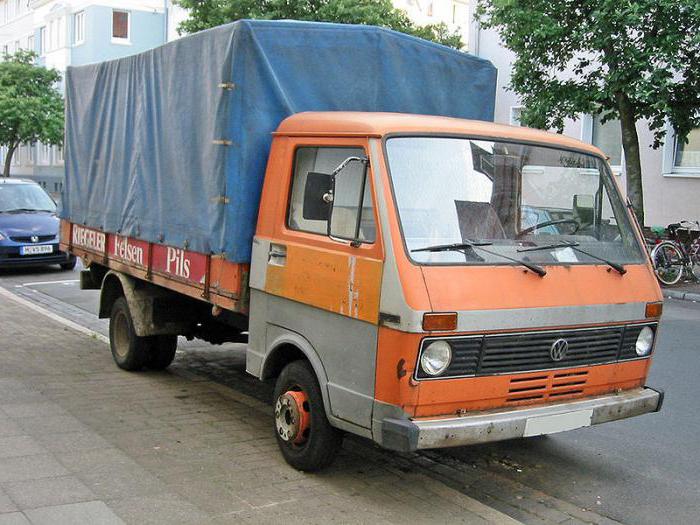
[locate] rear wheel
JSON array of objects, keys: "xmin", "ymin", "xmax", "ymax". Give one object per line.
[
  {"xmin": 109, "ymin": 297, "xmax": 150, "ymax": 371},
  {"xmin": 651, "ymin": 242, "xmax": 684, "ymax": 286},
  {"xmin": 273, "ymin": 360, "xmax": 342, "ymax": 471},
  {"xmin": 146, "ymin": 336, "xmax": 178, "ymax": 370}
]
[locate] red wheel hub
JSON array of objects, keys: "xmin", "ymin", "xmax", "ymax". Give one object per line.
[{"xmin": 275, "ymin": 389, "xmax": 311, "ymax": 445}]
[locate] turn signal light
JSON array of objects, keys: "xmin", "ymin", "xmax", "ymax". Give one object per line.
[
  {"xmin": 645, "ymin": 302, "xmax": 663, "ymax": 318},
  {"xmin": 422, "ymin": 312, "xmax": 457, "ymax": 332}
]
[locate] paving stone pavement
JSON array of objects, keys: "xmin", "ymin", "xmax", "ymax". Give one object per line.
[{"xmin": 0, "ymin": 289, "xmax": 523, "ymax": 524}]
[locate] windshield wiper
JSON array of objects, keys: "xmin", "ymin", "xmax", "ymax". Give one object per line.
[
  {"xmin": 412, "ymin": 241, "xmax": 493, "ymax": 252},
  {"xmin": 518, "ymin": 241, "xmax": 627, "ymax": 275},
  {"xmin": 413, "ymin": 240, "xmax": 547, "ymax": 277}
]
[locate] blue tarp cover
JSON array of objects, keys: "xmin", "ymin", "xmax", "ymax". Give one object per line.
[{"xmin": 62, "ymin": 19, "xmax": 497, "ymax": 262}]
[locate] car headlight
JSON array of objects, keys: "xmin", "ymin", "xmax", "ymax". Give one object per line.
[
  {"xmin": 635, "ymin": 326, "xmax": 655, "ymax": 356},
  {"xmin": 0, "ymin": 232, "xmax": 5, "ymax": 241},
  {"xmin": 420, "ymin": 340, "xmax": 452, "ymax": 376}
]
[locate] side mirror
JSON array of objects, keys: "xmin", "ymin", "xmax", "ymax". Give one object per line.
[{"xmin": 303, "ymin": 172, "xmax": 334, "ymax": 221}]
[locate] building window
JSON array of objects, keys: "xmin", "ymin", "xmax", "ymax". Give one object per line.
[
  {"xmin": 591, "ymin": 115, "xmax": 623, "ymax": 166},
  {"xmin": 74, "ymin": 11, "xmax": 85, "ymax": 45},
  {"xmin": 112, "ymin": 10, "xmax": 130, "ymax": 41},
  {"xmin": 674, "ymin": 128, "xmax": 700, "ymax": 169},
  {"xmin": 27, "ymin": 34, "xmax": 34, "ymax": 52},
  {"xmin": 510, "ymin": 106, "xmax": 523, "ymax": 126},
  {"xmin": 54, "ymin": 146, "xmax": 64, "ymax": 165},
  {"xmin": 38, "ymin": 143, "xmax": 51, "ymax": 165},
  {"xmin": 39, "ymin": 26, "xmax": 46, "ymax": 55}
]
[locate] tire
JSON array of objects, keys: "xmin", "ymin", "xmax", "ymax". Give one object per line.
[
  {"xmin": 273, "ymin": 360, "xmax": 343, "ymax": 471},
  {"xmin": 109, "ymin": 297, "xmax": 150, "ymax": 371},
  {"xmin": 145, "ymin": 336, "xmax": 178, "ymax": 370},
  {"xmin": 651, "ymin": 242, "xmax": 684, "ymax": 286},
  {"xmin": 60, "ymin": 256, "xmax": 77, "ymax": 271}
]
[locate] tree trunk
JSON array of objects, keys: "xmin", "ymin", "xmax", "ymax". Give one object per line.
[
  {"xmin": 616, "ymin": 93, "xmax": 644, "ymax": 226},
  {"xmin": 2, "ymin": 142, "xmax": 18, "ymax": 178}
]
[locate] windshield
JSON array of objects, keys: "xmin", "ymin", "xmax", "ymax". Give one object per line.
[
  {"xmin": 0, "ymin": 184, "xmax": 56, "ymax": 213},
  {"xmin": 385, "ymin": 137, "xmax": 644, "ymax": 266}
]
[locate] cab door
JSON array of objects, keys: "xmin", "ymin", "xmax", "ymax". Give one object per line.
[{"xmin": 263, "ymin": 137, "xmax": 384, "ymax": 429}]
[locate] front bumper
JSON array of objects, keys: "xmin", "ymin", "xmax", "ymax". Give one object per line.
[
  {"xmin": 0, "ymin": 244, "xmax": 72, "ymax": 268},
  {"xmin": 381, "ymin": 386, "xmax": 663, "ymax": 452}
]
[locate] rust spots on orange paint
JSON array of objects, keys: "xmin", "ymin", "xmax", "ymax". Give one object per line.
[{"xmin": 265, "ymin": 242, "xmax": 382, "ymax": 324}]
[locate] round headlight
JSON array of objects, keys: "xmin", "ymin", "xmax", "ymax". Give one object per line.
[
  {"xmin": 420, "ymin": 340, "xmax": 452, "ymax": 376},
  {"xmin": 635, "ymin": 326, "xmax": 654, "ymax": 356}
]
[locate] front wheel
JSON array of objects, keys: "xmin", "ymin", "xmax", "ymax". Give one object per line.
[
  {"xmin": 273, "ymin": 360, "xmax": 343, "ymax": 471},
  {"xmin": 651, "ymin": 242, "xmax": 684, "ymax": 286}
]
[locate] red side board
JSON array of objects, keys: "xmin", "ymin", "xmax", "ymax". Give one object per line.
[{"xmin": 60, "ymin": 221, "xmax": 249, "ymax": 314}]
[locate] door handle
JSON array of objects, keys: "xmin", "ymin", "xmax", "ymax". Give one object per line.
[{"xmin": 268, "ymin": 243, "xmax": 287, "ymax": 266}]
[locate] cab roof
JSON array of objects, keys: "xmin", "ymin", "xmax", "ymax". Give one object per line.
[{"xmin": 276, "ymin": 112, "xmax": 603, "ymax": 157}]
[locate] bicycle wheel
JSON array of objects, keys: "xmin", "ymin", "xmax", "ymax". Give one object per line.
[
  {"xmin": 689, "ymin": 245, "xmax": 700, "ymax": 281},
  {"xmin": 651, "ymin": 241, "xmax": 684, "ymax": 286}
]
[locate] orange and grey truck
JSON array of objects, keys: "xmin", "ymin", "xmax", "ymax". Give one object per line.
[{"xmin": 61, "ymin": 20, "xmax": 663, "ymax": 471}]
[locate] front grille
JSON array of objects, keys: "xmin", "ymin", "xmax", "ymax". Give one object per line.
[
  {"xmin": 416, "ymin": 323, "xmax": 657, "ymax": 379},
  {"xmin": 10, "ymin": 235, "xmax": 56, "ymax": 243},
  {"xmin": 506, "ymin": 370, "xmax": 589, "ymax": 403}
]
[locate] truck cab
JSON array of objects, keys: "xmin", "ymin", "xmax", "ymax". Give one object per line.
[{"xmin": 247, "ymin": 112, "xmax": 663, "ymax": 468}]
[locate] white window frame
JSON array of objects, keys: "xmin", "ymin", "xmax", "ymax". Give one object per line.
[
  {"xmin": 54, "ymin": 146, "xmax": 64, "ymax": 166},
  {"xmin": 39, "ymin": 26, "xmax": 46, "ymax": 55},
  {"xmin": 662, "ymin": 122, "xmax": 700, "ymax": 178},
  {"xmin": 38, "ymin": 142, "xmax": 51, "ymax": 166},
  {"xmin": 26, "ymin": 34, "xmax": 34, "ymax": 53},
  {"xmin": 509, "ymin": 106, "xmax": 523, "ymax": 126},
  {"xmin": 581, "ymin": 114, "xmax": 624, "ymax": 175},
  {"xmin": 74, "ymin": 10, "xmax": 85, "ymax": 45},
  {"xmin": 111, "ymin": 9, "xmax": 131, "ymax": 45}
]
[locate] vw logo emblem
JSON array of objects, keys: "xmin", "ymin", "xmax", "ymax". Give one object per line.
[
  {"xmin": 550, "ymin": 338, "xmax": 569, "ymax": 362},
  {"xmin": 30, "ymin": 235, "xmax": 39, "ymax": 243}
]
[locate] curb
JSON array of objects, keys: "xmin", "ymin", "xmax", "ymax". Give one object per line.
[{"xmin": 663, "ymin": 289, "xmax": 700, "ymax": 302}]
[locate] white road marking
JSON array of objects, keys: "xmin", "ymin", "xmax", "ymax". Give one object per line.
[
  {"xmin": 0, "ymin": 285, "xmax": 108, "ymax": 344},
  {"xmin": 19, "ymin": 279, "xmax": 80, "ymax": 287}
]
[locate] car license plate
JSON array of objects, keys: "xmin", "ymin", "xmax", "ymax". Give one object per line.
[
  {"xmin": 20, "ymin": 244, "xmax": 54, "ymax": 256},
  {"xmin": 523, "ymin": 409, "xmax": 593, "ymax": 437}
]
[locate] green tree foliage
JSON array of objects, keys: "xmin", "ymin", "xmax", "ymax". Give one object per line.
[
  {"xmin": 0, "ymin": 51, "xmax": 64, "ymax": 178},
  {"xmin": 477, "ymin": 0, "xmax": 700, "ymax": 224},
  {"xmin": 174, "ymin": 0, "xmax": 463, "ymax": 49}
]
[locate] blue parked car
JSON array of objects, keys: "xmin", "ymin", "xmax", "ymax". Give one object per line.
[{"xmin": 0, "ymin": 178, "xmax": 76, "ymax": 270}]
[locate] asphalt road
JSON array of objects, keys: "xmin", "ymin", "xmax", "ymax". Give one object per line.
[{"xmin": 1, "ymin": 263, "xmax": 699, "ymax": 525}]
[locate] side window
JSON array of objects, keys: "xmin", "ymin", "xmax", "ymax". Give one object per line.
[{"xmin": 288, "ymin": 146, "xmax": 376, "ymax": 243}]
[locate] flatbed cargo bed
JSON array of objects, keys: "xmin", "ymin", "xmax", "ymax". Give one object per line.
[{"xmin": 60, "ymin": 222, "xmax": 248, "ymax": 313}]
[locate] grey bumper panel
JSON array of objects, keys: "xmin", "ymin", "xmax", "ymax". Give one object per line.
[{"xmin": 382, "ymin": 387, "xmax": 662, "ymax": 452}]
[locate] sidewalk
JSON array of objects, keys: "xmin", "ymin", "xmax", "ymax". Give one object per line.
[
  {"xmin": 0, "ymin": 290, "xmax": 517, "ymax": 525},
  {"xmin": 662, "ymin": 281, "xmax": 700, "ymax": 302}
]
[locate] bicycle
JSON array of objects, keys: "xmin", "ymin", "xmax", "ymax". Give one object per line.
[{"xmin": 649, "ymin": 221, "xmax": 700, "ymax": 286}]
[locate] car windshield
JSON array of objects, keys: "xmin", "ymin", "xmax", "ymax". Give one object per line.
[
  {"xmin": 385, "ymin": 137, "xmax": 644, "ymax": 266},
  {"xmin": 0, "ymin": 183, "xmax": 56, "ymax": 213}
]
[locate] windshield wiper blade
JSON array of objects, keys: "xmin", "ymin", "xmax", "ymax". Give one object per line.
[
  {"xmin": 412, "ymin": 240, "xmax": 493, "ymax": 253},
  {"xmin": 413, "ymin": 240, "xmax": 547, "ymax": 277},
  {"xmin": 518, "ymin": 241, "xmax": 579, "ymax": 253},
  {"xmin": 518, "ymin": 241, "xmax": 626, "ymax": 275}
]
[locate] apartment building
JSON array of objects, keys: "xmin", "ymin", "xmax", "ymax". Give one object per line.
[{"xmin": 0, "ymin": 0, "xmax": 168, "ymax": 194}]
